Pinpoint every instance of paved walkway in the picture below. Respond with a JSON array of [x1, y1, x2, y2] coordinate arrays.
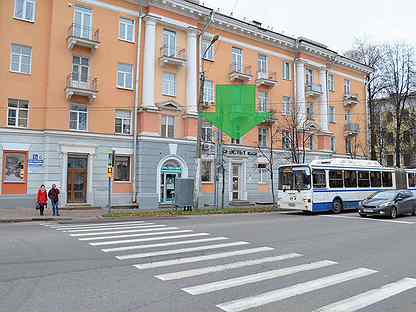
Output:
[[0, 207, 105, 222]]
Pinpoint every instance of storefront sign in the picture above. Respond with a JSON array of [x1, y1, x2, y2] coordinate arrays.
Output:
[[161, 166, 182, 174], [223, 149, 258, 157]]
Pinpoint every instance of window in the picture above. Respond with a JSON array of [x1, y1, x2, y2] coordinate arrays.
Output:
[[8, 99, 29, 128], [161, 115, 175, 138], [74, 6, 93, 39], [306, 103, 314, 120], [163, 29, 176, 57], [202, 123, 213, 142], [358, 171, 370, 188], [201, 160, 213, 182], [345, 111, 353, 123], [119, 18, 135, 42], [117, 63, 133, 89], [258, 55, 268, 74], [232, 47, 243, 72], [408, 173, 416, 188], [203, 80, 214, 103], [308, 135, 314, 151], [282, 132, 291, 150], [258, 163, 267, 183], [69, 104, 87, 131], [344, 170, 357, 188], [258, 128, 268, 147], [327, 73, 335, 92], [344, 79, 351, 95], [313, 169, 326, 188], [283, 62, 291, 80], [329, 106, 336, 123], [382, 172, 393, 187], [386, 155, 394, 167], [231, 138, 240, 145], [115, 110, 131, 135], [4, 152, 26, 183], [202, 38, 215, 60], [329, 170, 343, 188], [306, 69, 313, 86], [14, 0, 36, 22], [114, 156, 130, 182], [259, 91, 268, 112], [346, 136, 353, 154], [283, 96, 291, 115], [72, 56, 89, 84], [162, 73, 176, 96], [331, 137, 336, 152], [370, 171, 382, 187], [10, 44, 32, 74]]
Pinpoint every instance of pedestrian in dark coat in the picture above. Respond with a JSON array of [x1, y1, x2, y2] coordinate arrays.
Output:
[[48, 184, 60, 216]]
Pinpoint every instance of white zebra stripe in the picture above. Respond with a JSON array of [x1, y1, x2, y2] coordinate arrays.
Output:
[[89, 233, 210, 246], [48, 221, 147, 229], [62, 224, 165, 233], [78, 230, 193, 241], [70, 227, 179, 237]]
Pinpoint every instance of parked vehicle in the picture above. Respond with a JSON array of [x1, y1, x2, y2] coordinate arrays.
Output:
[[358, 190, 416, 219]]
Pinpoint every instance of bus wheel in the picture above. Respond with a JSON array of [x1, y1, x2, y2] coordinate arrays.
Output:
[[332, 199, 343, 214]]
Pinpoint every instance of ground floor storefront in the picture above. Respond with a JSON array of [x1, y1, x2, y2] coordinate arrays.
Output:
[[0, 129, 335, 209]]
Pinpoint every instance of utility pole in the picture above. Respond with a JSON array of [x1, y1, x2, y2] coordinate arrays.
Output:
[[193, 10, 218, 209]]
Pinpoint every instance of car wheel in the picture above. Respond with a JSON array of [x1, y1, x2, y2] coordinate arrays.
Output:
[[390, 207, 398, 219], [359, 213, 367, 218], [332, 199, 343, 214]]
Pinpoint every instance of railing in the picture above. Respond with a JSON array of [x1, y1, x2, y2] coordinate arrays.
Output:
[[257, 71, 277, 81], [160, 46, 187, 60], [306, 83, 322, 93], [68, 23, 100, 42], [230, 64, 252, 76], [66, 74, 98, 92], [344, 93, 360, 102], [344, 123, 360, 133]]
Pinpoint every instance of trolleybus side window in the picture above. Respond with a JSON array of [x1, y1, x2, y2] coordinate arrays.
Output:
[[344, 170, 357, 188], [358, 171, 370, 187], [382, 172, 393, 187], [312, 169, 326, 188], [329, 170, 343, 188], [408, 173, 416, 188], [370, 171, 382, 188]]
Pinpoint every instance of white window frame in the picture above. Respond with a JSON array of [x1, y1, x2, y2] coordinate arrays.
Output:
[[203, 80, 214, 103], [306, 68, 313, 86], [201, 160, 214, 183], [163, 29, 177, 57], [201, 38, 215, 61], [328, 73, 335, 92], [202, 123, 213, 142], [306, 103, 314, 120], [232, 47, 243, 72], [258, 55, 268, 74], [283, 62, 291, 80], [258, 163, 268, 184], [117, 63, 134, 90], [7, 99, 29, 128], [161, 115, 175, 138], [14, 0, 36, 22], [119, 17, 135, 43], [162, 72, 176, 97], [259, 128, 268, 147], [69, 104, 88, 131], [115, 110, 132, 135], [329, 106, 336, 123], [331, 137, 336, 152], [344, 79, 351, 95], [10, 44, 32, 75], [282, 96, 291, 116], [259, 91, 268, 112]]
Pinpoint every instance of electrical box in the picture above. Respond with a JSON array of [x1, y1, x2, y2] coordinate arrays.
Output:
[[175, 178, 194, 210]]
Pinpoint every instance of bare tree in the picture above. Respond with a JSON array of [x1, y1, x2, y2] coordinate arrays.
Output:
[[381, 42, 416, 167], [344, 38, 385, 160]]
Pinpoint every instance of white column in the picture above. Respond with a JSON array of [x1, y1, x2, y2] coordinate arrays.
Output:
[[320, 67, 329, 131], [142, 17, 157, 109], [186, 28, 198, 114], [295, 60, 306, 124]]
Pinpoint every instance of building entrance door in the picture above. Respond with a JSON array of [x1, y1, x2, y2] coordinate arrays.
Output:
[[159, 159, 182, 204], [67, 154, 88, 203], [232, 163, 241, 200]]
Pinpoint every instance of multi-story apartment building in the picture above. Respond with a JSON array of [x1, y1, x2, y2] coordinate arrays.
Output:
[[0, 0, 372, 209]]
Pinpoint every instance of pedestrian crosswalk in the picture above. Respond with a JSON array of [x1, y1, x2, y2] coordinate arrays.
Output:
[[41, 221, 416, 312]]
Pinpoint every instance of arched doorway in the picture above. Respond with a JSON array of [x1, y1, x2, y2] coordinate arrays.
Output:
[[159, 159, 183, 204]]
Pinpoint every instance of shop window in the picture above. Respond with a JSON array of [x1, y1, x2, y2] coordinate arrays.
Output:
[[4, 152, 26, 183], [201, 160, 213, 182], [258, 163, 267, 183], [114, 156, 130, 182]]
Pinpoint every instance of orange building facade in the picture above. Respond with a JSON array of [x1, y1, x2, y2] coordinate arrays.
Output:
[[0, 0, 372, 209]]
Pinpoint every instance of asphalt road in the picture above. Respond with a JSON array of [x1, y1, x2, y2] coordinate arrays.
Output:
[[1, 212, 416, 312]]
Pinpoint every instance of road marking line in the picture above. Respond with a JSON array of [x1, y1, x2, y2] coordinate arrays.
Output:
[[116, 241, 250, 260], [56, 223, 155, 231], [134, 247, 274, 270], [89, 233, 210, 246], [322, 215, 415, 224], [102, 237, 228, 252], [62, 224, 165, 233], [183, 260, 337, 295], [79, 230, 193, 241], [70, 227, 179, 237], [155, 253, 303, 281], [216, 268, 378, 312], [47, 221, 147, 229], [314, 277, 416, 312]]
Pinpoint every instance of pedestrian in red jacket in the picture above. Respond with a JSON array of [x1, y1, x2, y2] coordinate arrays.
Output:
[[37, 185, 48, 216]]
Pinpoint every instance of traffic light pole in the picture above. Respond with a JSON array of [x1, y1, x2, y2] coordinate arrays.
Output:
[[107, 150, 115, 213]]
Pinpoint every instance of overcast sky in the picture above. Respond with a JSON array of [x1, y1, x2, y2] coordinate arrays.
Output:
[[203, 0, 416, 53]]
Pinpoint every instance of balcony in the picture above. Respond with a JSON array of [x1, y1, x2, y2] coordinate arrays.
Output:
[[256, 71, 277, 87], [65, 74, 98, 102], [229, 64, 253, 82], [67, 24, 100, 50], [344, 93, 360, 106], [305, 84, 322, 97], [159, 47, 187, 67], [344, 123, 360, 135]]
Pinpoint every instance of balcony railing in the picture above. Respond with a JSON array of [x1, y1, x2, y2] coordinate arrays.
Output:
[[229, 64, 252, 81], [256, 71, 277, 87], [65, 74, 98, 102], [344, 123, 360, 135], [344, 93, 360, 106], [67, 23, 100, 50], [159, 46, 187, 66], [305, 83, 322, 97]]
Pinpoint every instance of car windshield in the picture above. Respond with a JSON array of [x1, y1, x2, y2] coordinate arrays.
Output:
[[278, 166, 311, 190], [368, 191, 399, 201]]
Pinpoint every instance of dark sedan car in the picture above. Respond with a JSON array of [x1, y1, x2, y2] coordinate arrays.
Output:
[[359, 190, 416, 219]]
